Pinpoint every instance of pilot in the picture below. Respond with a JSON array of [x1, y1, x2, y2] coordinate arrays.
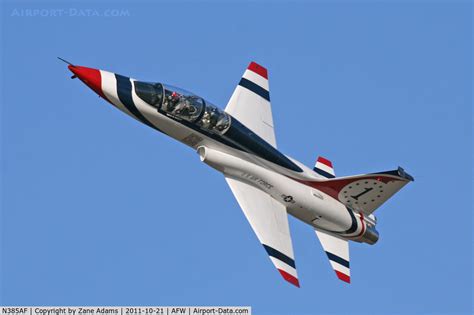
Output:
[[166, 91, 180, 112], [185, 97, 198, 115], [208, 108, 219, 129], [215, 117, 228, 131], [175, 97, 199, 119], [183, 103, 197, 116]]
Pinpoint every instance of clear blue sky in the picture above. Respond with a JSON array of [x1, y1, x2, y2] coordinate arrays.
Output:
[[1, 1, 472, 314]]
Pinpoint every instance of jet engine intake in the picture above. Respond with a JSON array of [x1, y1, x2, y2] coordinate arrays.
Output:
[[197, 146, 241, 173]]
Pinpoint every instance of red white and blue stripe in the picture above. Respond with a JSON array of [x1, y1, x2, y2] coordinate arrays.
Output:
[[315, 230, 351, 284], [238, 62, 270, 102], [263, 244, 300, 287], [314, 156, 335, 178]]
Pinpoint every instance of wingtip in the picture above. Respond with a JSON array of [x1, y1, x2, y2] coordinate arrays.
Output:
[[248, 61, 268, 79], [335, 271, 351, 284], [278, 269, 300, 287], [397, 166, 414, 182]]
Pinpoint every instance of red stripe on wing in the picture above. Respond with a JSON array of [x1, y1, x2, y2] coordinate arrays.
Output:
[[278, 269, 300, 287], [335, 271, 351, 283], [248, 62, 268, 79]]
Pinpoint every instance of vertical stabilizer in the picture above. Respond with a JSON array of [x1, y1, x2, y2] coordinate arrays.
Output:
[[314, 156, 335, 178]]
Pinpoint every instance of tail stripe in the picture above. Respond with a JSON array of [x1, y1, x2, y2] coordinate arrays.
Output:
[[248, 61, 268, 79], [238, 78, 270, 101], [317, 156, 333, 168], [314, 156, 335, 178], [314, 167, 336, 178]]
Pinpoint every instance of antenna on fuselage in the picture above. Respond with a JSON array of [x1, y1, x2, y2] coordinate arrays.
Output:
[[57, 57, 78, 79], [57, 57, 75, 66]]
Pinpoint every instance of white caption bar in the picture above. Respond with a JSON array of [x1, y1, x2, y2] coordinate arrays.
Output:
[[1, 307, 251, 315]]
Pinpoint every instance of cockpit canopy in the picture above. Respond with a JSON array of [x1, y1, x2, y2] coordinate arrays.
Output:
[[134, 81, 230, 134]]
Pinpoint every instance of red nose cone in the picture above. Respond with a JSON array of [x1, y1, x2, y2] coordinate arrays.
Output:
[[68, 65, 105, 99]]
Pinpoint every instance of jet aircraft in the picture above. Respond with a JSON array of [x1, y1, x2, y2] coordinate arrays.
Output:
[[63, 59, 413, 286]]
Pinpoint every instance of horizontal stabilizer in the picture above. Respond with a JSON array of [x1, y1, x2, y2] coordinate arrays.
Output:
[[304, 167, 414, 214]]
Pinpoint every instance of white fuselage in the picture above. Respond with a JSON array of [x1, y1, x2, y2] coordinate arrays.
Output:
[[88, 70, 367, 242], [95, 71, 364, 239]]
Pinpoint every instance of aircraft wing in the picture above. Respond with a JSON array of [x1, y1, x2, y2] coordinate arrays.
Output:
[[225, 176, 299, 287], [315, 229, 351, 283], [225, 62, 277, 148]]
